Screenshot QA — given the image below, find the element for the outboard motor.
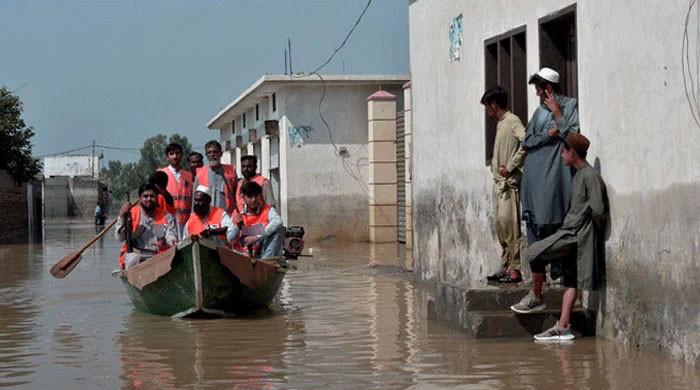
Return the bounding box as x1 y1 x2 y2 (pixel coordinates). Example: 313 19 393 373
284 226 305 259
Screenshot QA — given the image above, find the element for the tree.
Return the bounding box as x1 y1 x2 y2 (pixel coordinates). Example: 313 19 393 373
101 133 193 202
0 87 41 183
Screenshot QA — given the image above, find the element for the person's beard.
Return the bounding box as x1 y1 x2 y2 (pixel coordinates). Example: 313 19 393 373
194 204 209 217
141 202 156 214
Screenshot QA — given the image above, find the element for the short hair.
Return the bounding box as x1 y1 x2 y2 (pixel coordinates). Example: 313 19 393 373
240 181 263 197
480 86 508 109
205 140 222 151
188 151 203 160
529 75 562 93
165 142 183 154
148 171 168 187
138 183 158 196
241 155 257 165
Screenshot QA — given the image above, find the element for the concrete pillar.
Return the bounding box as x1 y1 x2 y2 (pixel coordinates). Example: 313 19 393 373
261 135 271 177
367 90 397 243
235 147 242 176
403 82 413 269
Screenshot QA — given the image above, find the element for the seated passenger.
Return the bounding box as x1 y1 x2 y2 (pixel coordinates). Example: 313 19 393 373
183 185 234 247
231 182 284 259
115 183 177 269
149 171 176 215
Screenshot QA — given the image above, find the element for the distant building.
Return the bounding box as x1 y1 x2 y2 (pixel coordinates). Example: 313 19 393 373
43 155 100 178
207 74 409 242
408 0 699 364
42 155 107 218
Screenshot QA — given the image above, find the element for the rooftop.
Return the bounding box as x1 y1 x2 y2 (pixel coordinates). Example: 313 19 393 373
207 74 410 129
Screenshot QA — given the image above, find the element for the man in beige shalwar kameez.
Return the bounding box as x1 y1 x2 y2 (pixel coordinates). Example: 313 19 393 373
481 87 527 283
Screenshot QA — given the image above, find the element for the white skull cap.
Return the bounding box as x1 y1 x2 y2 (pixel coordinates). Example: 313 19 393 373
529 67 560 84
195 185 211 197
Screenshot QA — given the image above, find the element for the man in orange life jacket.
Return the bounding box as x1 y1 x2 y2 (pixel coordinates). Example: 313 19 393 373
231 182 284 259
115 183 177 269
193 140 238 216
188 151 204 179
183 185 235 247
158 143 193 239
236 155 275 211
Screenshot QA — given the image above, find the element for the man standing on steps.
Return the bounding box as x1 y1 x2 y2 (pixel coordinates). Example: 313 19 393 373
511 133 608 341
520 67 580 281
158 143 193 238
481 86 527 284
193 140 238 216
236 155 275 211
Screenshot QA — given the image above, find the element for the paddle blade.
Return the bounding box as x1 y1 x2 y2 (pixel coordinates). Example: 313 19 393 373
49 251 82 279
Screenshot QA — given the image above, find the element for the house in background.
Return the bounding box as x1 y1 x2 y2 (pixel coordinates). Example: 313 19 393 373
409 0 699 364
207 74 409 242
42 155 108 218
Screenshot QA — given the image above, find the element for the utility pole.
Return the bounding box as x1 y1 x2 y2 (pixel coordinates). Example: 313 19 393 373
288 38 293 75
284 48 288 75
92 139 96 178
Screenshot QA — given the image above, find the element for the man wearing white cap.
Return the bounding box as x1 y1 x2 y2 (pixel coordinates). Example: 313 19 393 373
521 67 580 281
183 185 236 247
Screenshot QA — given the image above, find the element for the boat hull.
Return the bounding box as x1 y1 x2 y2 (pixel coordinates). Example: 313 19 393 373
120 238 287 317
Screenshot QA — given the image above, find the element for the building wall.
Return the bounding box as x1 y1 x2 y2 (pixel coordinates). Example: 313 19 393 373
43 176 104 218
410 0 700 364
43 155 99 178
0 171 28 244
283 84 404 242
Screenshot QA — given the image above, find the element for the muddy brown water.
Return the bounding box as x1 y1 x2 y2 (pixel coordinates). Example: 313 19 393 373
0 221 698 389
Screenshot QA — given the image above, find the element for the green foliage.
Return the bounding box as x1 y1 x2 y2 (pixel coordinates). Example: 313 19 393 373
0 87 41 183
101 133 192 202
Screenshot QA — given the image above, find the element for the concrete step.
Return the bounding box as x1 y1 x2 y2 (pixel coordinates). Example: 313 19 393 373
428 282 596 338
433 282 567 312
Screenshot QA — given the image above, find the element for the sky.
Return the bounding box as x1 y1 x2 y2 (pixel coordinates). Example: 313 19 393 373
0 0 409 163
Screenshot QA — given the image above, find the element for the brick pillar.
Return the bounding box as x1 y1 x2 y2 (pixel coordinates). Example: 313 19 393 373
402 82 414 269
367 90 397 243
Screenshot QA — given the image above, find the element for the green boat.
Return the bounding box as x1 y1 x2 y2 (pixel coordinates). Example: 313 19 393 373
117 237 288 317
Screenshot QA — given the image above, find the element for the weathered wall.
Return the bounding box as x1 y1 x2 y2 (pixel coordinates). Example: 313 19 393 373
44 176 104 218
410 0 700 364
283 84 405 242
0 171 28 244
43 155 99 178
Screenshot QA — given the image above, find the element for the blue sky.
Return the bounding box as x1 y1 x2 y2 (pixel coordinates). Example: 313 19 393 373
0 0 409 162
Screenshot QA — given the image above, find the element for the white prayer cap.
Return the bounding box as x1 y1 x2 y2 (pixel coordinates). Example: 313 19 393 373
529 67 560 84
195 185 211 197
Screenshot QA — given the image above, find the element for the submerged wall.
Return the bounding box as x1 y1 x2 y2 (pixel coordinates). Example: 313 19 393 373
409 0 700 364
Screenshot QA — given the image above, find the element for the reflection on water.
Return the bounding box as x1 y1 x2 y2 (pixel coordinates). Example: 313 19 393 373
0 222 698 389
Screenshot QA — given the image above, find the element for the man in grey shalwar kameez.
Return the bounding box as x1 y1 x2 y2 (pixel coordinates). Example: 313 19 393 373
511 133 609 341
520 68 580 255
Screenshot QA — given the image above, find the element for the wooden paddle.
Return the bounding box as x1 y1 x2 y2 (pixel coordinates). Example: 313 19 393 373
50 198 135 279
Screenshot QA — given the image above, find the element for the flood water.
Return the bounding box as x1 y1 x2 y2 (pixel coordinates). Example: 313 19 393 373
0 221 698 389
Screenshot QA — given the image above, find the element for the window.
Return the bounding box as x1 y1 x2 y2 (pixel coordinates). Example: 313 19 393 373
231 120 235 134
255 104 260 121
539 4 577 98
272 93 277 112
243 113 247 128
484 27 527 165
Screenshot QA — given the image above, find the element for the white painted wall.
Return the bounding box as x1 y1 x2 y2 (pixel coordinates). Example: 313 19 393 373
43 155 99 178
410 0 700 364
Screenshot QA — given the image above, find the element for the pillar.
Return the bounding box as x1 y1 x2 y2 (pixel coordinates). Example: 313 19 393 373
367 90 397 243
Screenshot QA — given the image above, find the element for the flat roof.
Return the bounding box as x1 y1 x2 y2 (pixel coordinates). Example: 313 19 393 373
207 74 410 129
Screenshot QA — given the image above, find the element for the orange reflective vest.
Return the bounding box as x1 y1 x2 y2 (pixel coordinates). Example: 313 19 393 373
233 204 271 254
158 166 193 225
118 206 170 269
157 193 176 215
195 164 237 215
235 174 268 211
186 207 226 242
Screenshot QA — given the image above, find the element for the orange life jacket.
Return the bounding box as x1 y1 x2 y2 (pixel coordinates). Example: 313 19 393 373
157 193 176 215
158 166 193 225
235 174 268 211
233 204 271 254
118 206 170 269
186 206 226 242
195 164 237 215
